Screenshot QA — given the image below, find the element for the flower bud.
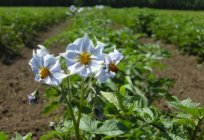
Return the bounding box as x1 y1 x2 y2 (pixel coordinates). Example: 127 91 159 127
27 88 39 104
93 106 104 120
49 122 55 130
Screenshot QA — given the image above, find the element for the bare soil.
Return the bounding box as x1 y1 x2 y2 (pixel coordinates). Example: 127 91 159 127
140 38 204 105
0 21 69 139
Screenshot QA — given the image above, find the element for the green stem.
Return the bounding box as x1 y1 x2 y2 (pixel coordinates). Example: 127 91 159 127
76 78 85 136
66 77 72 102
61 84 79 140
132 114 167 133
193 117 204 140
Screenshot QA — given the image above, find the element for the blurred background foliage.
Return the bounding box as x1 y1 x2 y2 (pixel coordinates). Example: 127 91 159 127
1 0 204 10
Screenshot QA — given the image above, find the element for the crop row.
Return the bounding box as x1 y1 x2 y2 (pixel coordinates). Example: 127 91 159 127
0 7 67 53
106 8 204 60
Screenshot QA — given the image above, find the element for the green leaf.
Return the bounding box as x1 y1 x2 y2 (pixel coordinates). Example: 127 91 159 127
96 120 127 136
40 131 61 140
119 85 126 96
55 120 73 133
23 133 32 140
79 114 99 133
11 133 32 140
45 88 59 98
0 132 8 140
100 91 120 110
133 107 155 123
168 98 204 117
11 133 23 140
180 106 204 118
43 101 59 115
168 133 186 140
133 86 148 107
174 118 196 126
169 98 199 109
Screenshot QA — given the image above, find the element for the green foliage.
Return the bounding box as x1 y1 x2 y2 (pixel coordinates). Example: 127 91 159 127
0 132 8 140
2 0 204 10
120 9 204 60
80 115 127 137
100 8 204 60
0 7 67 53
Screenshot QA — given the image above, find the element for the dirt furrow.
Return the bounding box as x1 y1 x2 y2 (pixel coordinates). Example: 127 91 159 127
0 20 69 139
140 38 204 105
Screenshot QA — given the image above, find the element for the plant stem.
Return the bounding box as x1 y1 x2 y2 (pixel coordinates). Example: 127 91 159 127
76 78 85 137
135 115 167 133
66 77 72 102
193 117 204 140
61 84 79 140
120 113 168 133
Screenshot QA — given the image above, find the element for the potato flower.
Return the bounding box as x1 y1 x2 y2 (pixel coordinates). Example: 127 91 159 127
70 5 77 13
62 34 104 77
29 45 67 86
96 49 123 83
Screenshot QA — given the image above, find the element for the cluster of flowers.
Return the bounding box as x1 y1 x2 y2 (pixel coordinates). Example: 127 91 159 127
29 34 123 86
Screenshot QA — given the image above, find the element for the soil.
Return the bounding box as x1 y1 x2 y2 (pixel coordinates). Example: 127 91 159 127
140 38 204 105
0 21 69 139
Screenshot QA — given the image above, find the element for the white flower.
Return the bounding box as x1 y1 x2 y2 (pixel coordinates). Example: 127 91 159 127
70 5 77 13
62 34 104 77
77 7 84 13
29 46 67 86
95 5 104 9
96 49 123 83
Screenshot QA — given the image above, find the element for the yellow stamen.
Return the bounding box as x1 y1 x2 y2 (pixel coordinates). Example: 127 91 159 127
39 67 50 79
79 53 91 65
109 63 118 73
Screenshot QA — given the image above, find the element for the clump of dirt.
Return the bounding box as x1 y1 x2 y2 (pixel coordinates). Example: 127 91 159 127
0 21 69 139
140 38 204 105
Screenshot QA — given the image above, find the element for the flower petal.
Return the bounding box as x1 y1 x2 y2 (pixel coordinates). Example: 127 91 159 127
89 60 102 72
96 68 108 83
73 38 83 51
65 51 79 61
29 54 42 74
43 54 56 68
37 45 49 54
68 62 85 74
44 76 52 85
109 49 123 64
81 34 94 53
108 71 115 78
79 66 88 77
94 41 105 56
66 43 80 52
35 74 41 82
49 60 61 73
50 72 68 86
105 55 111 65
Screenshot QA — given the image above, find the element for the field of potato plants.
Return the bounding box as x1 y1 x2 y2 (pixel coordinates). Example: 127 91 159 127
0 7 67 64
1 7 204 140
